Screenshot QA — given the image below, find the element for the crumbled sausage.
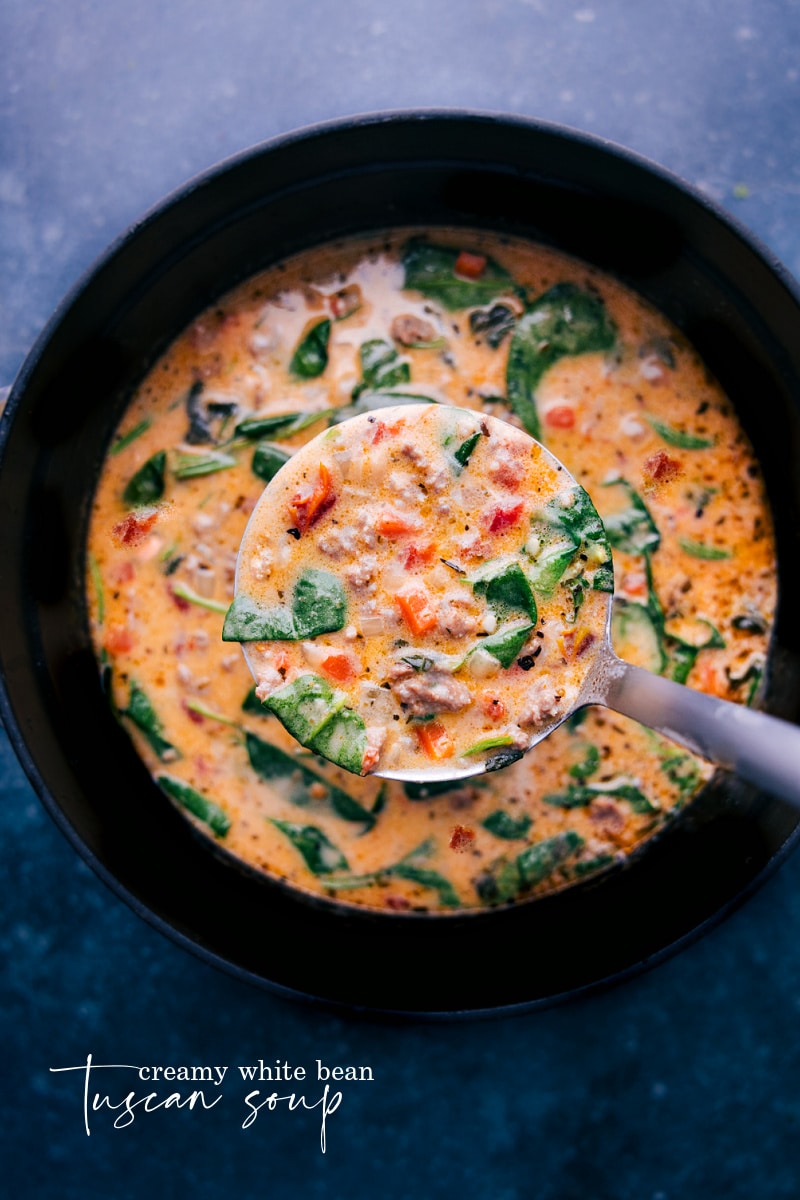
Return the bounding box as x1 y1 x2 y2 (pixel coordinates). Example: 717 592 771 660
389 665 472 716
391 314 437 346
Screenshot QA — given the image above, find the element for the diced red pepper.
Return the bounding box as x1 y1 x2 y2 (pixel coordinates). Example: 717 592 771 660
481 694 507 721
320 653 357 684
104 625 134 654
397 585 439 636
416 721 454 760
454 251 487 280
404 542 436 569
449 824 476 852
290 462 335 534
377 512 421 537
486 502 524 534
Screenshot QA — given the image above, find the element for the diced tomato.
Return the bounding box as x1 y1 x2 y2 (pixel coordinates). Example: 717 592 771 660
329 284 361 320
397 585 439 636
416 721 454 760
112 509 158 547
384 894 411 911
449 824 476 852
545 405 576 430
320 653 357 684
486 502 524 534
481 694 507 721
454 251 487 280
104 625 134 654
404 542 436 569
290 462 335 534
377 511 421 537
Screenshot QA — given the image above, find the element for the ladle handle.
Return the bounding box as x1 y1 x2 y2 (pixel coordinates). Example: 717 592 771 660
600 656 800 806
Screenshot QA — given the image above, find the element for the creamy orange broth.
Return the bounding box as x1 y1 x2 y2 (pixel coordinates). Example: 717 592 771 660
86 230 776 911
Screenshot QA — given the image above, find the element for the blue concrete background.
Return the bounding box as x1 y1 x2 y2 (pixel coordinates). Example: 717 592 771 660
2 2 800 1196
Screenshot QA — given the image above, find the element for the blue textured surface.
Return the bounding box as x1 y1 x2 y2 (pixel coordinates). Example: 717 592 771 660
3 2 800 1196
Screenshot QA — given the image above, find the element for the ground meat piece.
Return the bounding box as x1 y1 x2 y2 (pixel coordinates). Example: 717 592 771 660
317 526 359 558
389 665 472 717
344 555 378 593
643 449 682 486
589 798 626 834
518 680 563 727
401 442 449 493
438 592 480 637
449 824 476 853
391 314 437 346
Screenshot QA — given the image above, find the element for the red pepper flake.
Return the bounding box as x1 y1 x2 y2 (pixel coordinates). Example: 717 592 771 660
449 824 476 853
112 509 158 547
486 501 524 534
454 251 487 280
643 450 682 486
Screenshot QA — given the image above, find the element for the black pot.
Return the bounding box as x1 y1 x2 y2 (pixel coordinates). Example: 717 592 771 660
2 111 799 1017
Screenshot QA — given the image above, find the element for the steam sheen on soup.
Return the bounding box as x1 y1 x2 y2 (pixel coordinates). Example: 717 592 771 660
86 231 775 911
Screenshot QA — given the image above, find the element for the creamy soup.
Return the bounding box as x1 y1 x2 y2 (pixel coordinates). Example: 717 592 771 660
228 404 613 776
86 231 776 911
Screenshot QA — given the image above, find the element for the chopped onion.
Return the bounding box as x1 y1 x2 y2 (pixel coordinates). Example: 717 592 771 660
192 564 216 598
467 647 501 679
359 613 386 638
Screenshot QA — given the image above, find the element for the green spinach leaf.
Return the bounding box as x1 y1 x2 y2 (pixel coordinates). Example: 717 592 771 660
123 681 178 761
252 442 291 482
481 810 532 840
402 240 514 310
122 450 166 507
157 774 230 837
352 339 411 398
290 318 331 378
270 820 348 873
506 283 616 439
245 732 375 826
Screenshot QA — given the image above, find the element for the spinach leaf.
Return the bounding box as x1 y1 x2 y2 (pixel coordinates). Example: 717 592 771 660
543 779 656 813
402 240 514 310
678 538 733 561
611 600 666 674
601 479 660 555
476 621 536 668
157 774 230 837
223 569 347 642
123 681 178 761
290 318 331 378
664 617 725 685
453 430 481 470
572 854 616 878
546 485 608 548
506 283 616 439
262 674 367 775
252 442 290 482
476 831 584 903
222 593 297 641
292 569 348 639
471 561 537 621
122 451 166 507
111 419 151 455
661 753 702 799
172 449 237 479
352 339 411 398
568 742 600 780
481 810 532 840
646 415 714 449
308 707 368 777
235 409 331 440
262 674 343 745
242 686 269 715
245 732 375 826
388 863 460 908
525 538 579 598
517 831 585 885
462 734 515 756
270 819 348 874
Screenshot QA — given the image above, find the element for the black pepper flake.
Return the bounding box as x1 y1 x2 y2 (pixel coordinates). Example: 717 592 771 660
287 528 301 539
517 655 536 671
